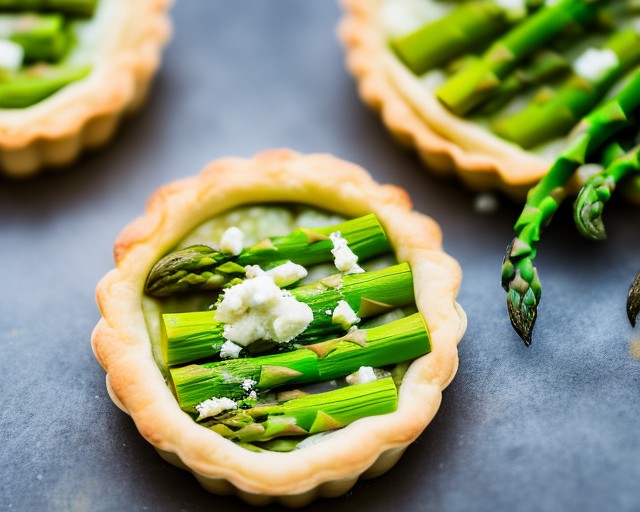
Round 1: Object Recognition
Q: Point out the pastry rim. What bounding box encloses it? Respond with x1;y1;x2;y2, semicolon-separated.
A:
0;0;172;175
91;149;467;504
338;0;556;199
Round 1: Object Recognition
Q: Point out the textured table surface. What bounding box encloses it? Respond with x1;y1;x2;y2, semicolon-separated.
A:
2;2;640;511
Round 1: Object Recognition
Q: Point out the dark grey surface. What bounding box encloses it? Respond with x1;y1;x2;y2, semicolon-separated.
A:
2;2;640;511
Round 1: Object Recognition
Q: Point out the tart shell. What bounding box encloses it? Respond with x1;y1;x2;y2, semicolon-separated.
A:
0;0;172;177
92;149;467;506
338;0;576;200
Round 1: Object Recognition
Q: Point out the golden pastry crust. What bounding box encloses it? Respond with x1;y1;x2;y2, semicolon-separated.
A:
338;0;559;199
92;149;467;506
0;0;172;177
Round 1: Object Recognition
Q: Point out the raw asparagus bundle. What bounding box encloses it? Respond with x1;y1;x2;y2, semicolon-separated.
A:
207;377;398;443
0;0;97;17
492;27;640;148
0;64;90;108
436;0;604;116
501;67;640;345
163;262;415;366
145;214;391;296
171;313;429;412
2;13;70;61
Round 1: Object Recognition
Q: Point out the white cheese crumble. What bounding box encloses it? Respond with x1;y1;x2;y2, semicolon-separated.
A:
215;271;313;346
473;193;499;215
346;366;378;386
573;48;618;83
332;300;360;330
219;226;244;256
242;379;256;392
0;39;23;71
195;397;237;420
329;231;364;275
219;340;243;359
245;261;308;287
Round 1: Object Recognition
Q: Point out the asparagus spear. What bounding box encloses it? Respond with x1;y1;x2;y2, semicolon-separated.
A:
3;14;70;62
0;0;97;17
163;262;415;366
389;1;518;76
501;67;640;345
0;64;90;108
492;27;640;148
627;272;640;327
574;144;640;240
207;377;398;443
145;214;391;296
171;313;429;412
436;0;604;116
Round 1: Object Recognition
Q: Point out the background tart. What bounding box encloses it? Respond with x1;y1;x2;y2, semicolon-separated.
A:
91;149;467;506
0;0;172;177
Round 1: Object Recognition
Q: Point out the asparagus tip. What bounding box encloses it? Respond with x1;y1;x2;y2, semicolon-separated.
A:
573;183;609;241
506;289;536;347
627;272;640;328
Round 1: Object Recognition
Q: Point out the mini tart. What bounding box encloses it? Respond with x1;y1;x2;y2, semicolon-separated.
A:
92;149;466;506
339;0;565;200
0;0;172;177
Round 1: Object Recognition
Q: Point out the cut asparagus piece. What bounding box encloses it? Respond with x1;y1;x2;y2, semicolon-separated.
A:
390;1;516;75
207;377;398;443
145;214;391;296
0;13;70;62
436;0;604;116
162;263;415;366
501;67;640;345
0;0;97;17
574;144;640;240
0;64;90;108
171;313;429;412
492;27;640;148
627;272;640;327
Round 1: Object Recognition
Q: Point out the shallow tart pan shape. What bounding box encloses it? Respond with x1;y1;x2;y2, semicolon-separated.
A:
91;149;466;506
0;0;172;177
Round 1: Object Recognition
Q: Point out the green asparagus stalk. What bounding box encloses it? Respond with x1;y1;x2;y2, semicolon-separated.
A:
162;262;415;366
145;214;391;296
492;27;640;148
627;272;640;327
436;0;604;116
0;64;90;108
171;313;429;412
501;67;640;345
4;14;70;62
574;144;640;240
207;377;398;443
0;0;97;17
389;0;517;75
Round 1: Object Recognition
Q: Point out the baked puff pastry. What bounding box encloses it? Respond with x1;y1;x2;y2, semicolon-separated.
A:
92;149;466;506
0;0;172;177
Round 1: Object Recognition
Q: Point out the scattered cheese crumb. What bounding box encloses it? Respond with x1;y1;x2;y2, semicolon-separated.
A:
248;391;257;400
219;226;244;256
325;310;332;315
242;379;256;392
219;340;242;359
346;366;378;386
332;300;360;330
215;270;313;346
473;193;499;215
573;48;618;83
195;397;237;420
266;261;308;287
0;40;23;71
329;231;364;275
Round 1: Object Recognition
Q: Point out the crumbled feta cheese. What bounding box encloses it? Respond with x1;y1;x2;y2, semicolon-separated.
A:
473;193;499;215
248;391;257;400
219;340;243;359
219;226;244;255
346;366;378;386
266;261;308;287
329;231;364;275
573;48;618;83
242;379;256;392
332;300;360;330
195;397;237;420
325;310;332;315
0;40;23;71
215;271;313;346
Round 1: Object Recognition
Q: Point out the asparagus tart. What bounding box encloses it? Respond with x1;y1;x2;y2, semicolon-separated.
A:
340;0;640;198
0;0;171;177
92;150;466;505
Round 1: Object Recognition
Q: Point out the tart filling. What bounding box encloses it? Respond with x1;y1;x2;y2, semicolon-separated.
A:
92;150;466;503
340;0;639;195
